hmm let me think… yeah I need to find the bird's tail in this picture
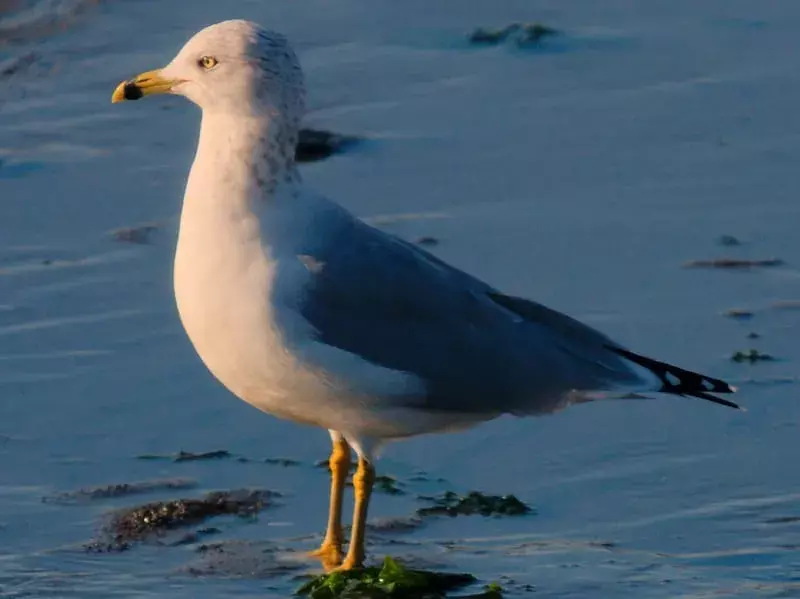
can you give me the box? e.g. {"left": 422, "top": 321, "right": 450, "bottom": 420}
{"left": 606, "top": 345, "right": 742, "bottom": 410}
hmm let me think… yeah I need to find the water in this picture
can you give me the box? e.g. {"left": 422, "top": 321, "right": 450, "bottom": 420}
{"left": 1, "top": 1, "right": 799, "bottom": 596}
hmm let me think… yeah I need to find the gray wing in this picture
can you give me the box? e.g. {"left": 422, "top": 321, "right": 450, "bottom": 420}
{"left": 296, "top": 214, "right": 643, "bottom": 415}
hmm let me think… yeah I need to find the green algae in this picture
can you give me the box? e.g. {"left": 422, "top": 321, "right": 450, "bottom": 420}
{"left": 296, "top": 556, "right": 476, "bottom": 598}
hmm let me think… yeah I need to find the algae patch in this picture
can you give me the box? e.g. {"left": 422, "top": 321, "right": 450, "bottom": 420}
{"left": 175, "top": 450, "right": 233, "bottom": 462}
{"left": 264, "top": 457, "right": 302, "bottom": 467}
{"left": 717, "top": 234, "right": 743, "bottom": 246}
{"left": 296, "top": 556, "right": 476, "bottom": 598}
{"left": 109, "top": 223, "right": 159, "bottom": 244}
{"left": 468, "top": 23, "right": 560, "bottom": 48}
{"left": 731, "top": 349, "right": 776, "bottom": 363}
{"left": 683, "top": 257, "right": 784, "bottom": 269}
{"left": 136, "top": 449, "right": 234, "bottom": 462}
{"left": 722, "top": 309, "right": 754, "bottom": 320}
{"left": 136, "top": 449, "right": 299, "bottom": 466}
{"left": 88, "top": 489, "right": 277, "bottom": 551}
{"left": 417, "top": 491, "right": 532, "bottom": 518}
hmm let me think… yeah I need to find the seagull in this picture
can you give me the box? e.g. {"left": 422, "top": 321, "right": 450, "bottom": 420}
{"left": 111, "top": 20, "right": 740, "bottom": 571}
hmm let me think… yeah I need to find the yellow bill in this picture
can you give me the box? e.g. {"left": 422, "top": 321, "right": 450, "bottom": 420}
{"left": 111, "top": 69, "right": 177, "bottom": 103}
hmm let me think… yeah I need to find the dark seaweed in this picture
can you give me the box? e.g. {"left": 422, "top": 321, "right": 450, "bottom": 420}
{"left": 264, "top": 457, "right": 301, "bottom": 467}
{"left": 684, "top": 258, "right": 784, "bottom": 269}
{"left": 723, "top": 309, "right": 754, "bottom": 319}
{"left": 417, "top": 491, "right": 532, "bottom": 518}
{"left": 87, "top": 489, "right": 277, "bottom": 551}
{"left": 109, "top": 224, "right": 159, "bottom": 244}
{"left": 468, "top": 23, "right": 560, "bottom": 48}
{"left": 136, "top": 450, "right": 233, "bottom": 462}
{"left": 175, "top": 450, "right": 233, "bottom": 462}
{"left": 137, "top": 450, "right": 300, "bottom": 465}
{"left": 515, "top": 23, "right": 561, "bottom": 48}
{"left": 717, "top": 234, "right": 743, "bottom": 246}
{"left": 731, "top": 349, "right": 776, "bottom": 363}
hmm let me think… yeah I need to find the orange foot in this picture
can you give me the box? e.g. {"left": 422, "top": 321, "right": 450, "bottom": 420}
{"left": 333, "top": 553, "right": 364, "bottom": 572}
{"left": 308, "top": 541, "right": 344, "bottom": 571}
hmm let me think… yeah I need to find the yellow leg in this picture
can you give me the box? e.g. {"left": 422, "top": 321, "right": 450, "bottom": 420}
{"left": 309, "top": 433, "right": 351, "bottom": 570}
{"left": 338, "top": 456, "right": 375, "bottom": 571}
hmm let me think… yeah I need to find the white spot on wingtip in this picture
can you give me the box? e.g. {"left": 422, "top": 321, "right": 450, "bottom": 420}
{"left": 298, "top": 254, "right": 325, "bottom": 273}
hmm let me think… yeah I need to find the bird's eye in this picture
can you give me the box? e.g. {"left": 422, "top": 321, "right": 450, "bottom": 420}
{"left": 198, "top": 56, "right": 218, "bottom": 70}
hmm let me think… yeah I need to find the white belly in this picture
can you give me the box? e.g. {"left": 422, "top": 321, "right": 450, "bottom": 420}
{"left": 172, "top": 200, "right": 325, "bottom": 426}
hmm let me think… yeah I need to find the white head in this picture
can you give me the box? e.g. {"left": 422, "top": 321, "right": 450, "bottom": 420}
{"left": 112, "top": 20, "right": 305, "bottom": 127}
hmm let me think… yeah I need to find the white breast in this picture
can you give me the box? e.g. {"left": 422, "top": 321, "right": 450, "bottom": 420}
{"left": 174, "top": 193, "right": 285, "bottom": 398}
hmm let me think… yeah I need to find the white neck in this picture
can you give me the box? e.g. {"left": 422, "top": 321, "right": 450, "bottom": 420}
{"left": 186, "top": 112, "right": 300, "bottom": 209}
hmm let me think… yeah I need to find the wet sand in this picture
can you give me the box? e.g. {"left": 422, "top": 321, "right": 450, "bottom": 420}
{"left": 1, "top": 1, "right": 799, "bottom": 597}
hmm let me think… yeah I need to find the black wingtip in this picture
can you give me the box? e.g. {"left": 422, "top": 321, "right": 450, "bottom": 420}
{"left": 688, "top": 390, "right": 745, "bottom": 411}
{"left": 606, "top": 346, "right": 742, "bottom": 410}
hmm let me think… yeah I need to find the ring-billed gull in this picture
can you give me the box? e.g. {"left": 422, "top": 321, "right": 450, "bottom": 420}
{"left": 111, "top": 20, "right": 740, "bottom": 571}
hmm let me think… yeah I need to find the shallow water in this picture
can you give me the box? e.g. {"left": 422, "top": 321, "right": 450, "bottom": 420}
{"left": 1, "top": 1, "right": 799, "bottom": 597}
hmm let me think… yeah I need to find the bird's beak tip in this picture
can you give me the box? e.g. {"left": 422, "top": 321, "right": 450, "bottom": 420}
{"left": 111, "top": 69, "right": 171, "bottom": 104}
